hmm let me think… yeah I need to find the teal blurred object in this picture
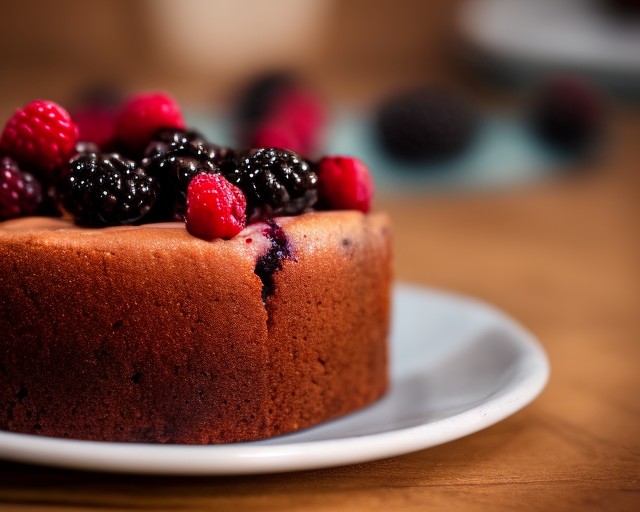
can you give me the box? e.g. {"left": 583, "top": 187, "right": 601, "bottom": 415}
{"left": 185, "top": 109, "right": 570, "bottom": 193}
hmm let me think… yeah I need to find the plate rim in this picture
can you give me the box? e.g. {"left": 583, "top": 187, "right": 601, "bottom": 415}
{"left": 0, "top": 283, "right": 549, "bottom": 475}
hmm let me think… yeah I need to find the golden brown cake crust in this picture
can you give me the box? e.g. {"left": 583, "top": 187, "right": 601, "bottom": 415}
{"left": 0, "top": 211, "right": 391, "bottom": 444}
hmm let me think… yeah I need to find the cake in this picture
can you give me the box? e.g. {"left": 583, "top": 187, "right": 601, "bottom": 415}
{"left": 0, "top": 93, "right": 392, "bottom": 444}
{"left": 0, "top": 211, "right": 391, "bottom": 443}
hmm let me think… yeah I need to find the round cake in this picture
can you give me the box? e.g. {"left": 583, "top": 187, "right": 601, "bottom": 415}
{"left": 0, "top": 211, "right": 391, "bottom": 444}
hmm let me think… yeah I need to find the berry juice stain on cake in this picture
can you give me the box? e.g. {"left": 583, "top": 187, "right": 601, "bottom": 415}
{"left": 255, "top": 219, "right": 293, "bottom": 305}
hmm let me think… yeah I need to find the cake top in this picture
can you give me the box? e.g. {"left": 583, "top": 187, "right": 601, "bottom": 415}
{"left": 0, "top": 93, "right": 376, "bottom": 241}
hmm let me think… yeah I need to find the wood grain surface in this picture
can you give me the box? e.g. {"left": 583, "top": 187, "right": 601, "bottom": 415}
{"left": 0, "top": 111, "right": 638, "bottom": 511}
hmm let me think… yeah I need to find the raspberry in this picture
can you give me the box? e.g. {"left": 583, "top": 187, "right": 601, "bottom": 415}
{"left": 531, "top": 76, "right": 604, "bottom": 151}
{"left": 250, "top": 122, "right": 303, "bottom": 154}
{"left": 61, "top": 152, "right": 157, "bottom": 226}
{"left": 114, "top": 92, "right": 185, "bottom": 153}
{"left": 250, "top": 91, "right": 325, "bottom": 156}
{"left": 316, "top": 156, "right": 374, "bottom": 213}
{"left": 0, "top": 157, "right": 43, "bottom": 220}
{"left": 185, "top": 173, "right": 247, "bottom": 240}
{"left": 376, "top": 87, "right": 477, "bottom": 161}
{"left": 223, "top": 148, "right": 317, "bottom": 217}
{"left": 271, "top": 90, "right": 325, "bottom": 152}
{"left": 0, "top": 100, "right": 79, "bottom": 177}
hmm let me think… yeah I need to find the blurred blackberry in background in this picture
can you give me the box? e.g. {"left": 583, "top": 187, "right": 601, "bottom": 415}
{"left": 236, "top": 71, "right": 296, "bottom": 126}
{"left": 141, "top": 129, "right": 234, "bottom": 221}
{"left": 376, "top": 87, "right": 478, "bottom": 162}
{"left": 62, "top": 152, "right": 157, "bottom": 226}
{"left": 531, "top": 76, "right": 604, "bottom": 152}
{"left": 224, "top": 148, "right": 317, "bottom": 217}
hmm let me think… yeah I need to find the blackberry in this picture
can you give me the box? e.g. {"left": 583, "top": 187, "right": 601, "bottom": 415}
{"left": 143, "top": 129, "right": 232, "bottom": 190}
{"left": 376, "top": 87, "right": 478, "bottom": 161}
{"left": 531, "top": 76, "right": 603, "bottom": 152}
{"left": 0, "top": 157, "right": 43, "bottom": 220}
{"left": 139, "top": 129, "right": 233, "bottom": 221}
{"left": 62, "top": 152, "right": 157, "bottom": 226}
{"left": 224, "top": 148, "right": 317, "bottom": 217}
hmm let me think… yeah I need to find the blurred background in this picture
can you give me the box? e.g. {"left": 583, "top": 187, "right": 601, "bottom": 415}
{"left": 0, "top": 0, "right": 638, "bottom": 315}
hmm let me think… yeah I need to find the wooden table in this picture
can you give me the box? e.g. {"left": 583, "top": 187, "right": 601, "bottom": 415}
{"left": 1, "top": 110, "right": 638, "bottom": 511}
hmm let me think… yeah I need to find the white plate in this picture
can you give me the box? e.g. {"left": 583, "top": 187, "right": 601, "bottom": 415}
{"left": 0, "top": 284, "right": 549, "bottom": 475}
{"left": 460, "top": 0, "right": 640, "bottom": 88}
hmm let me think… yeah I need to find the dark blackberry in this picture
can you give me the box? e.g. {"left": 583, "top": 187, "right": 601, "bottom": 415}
{"left": 376, "top": 87, "right": 478, "bottom": 161}
{"left": 62, "top": 152, "right": 157, "bottom": 226}
{"left": 531, "top": 76, "right": 604, "bottom": 152}
{"left": 145, "top": 129, "right": 233, "bottom": 188}
{"left": 0, "top": 157, "right": 43, "bottom": 220}
{"left": 140, "top": 129, "right": 234, "bottom": 221}
{"left": 224, "top": 148, "right": 317, "bottom": 217}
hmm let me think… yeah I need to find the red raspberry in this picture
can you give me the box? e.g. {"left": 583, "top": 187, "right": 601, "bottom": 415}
{"left": 0, "top": 157, "right": 43, "bottom": 220}
{"left": 316, "top": 156, "right": 374, "bottom": 213}
{"left": 0, "top": 100, "right": 79, "bottom": 176}
{"left": 261, "top": 90, "right": 325, "bottom": 155}
{"left": 114, "top": 92, "right": 185, "bottom": 153}
{"left": 186, "top": 173, "right": 247, "bottom": 240}
{"left": 251, "top": 122, "right": 304, "bottom": 154}
{"left": 73, "top": 108, "right": 117, "bottom": 150}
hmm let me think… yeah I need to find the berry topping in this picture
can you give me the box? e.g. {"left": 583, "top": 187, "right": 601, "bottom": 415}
{"left": 185, "top": 173, "right": 247, "bottom": 240}
{"left": 376, "top": 87, "right": 477, "bottom": 161}
{"left": 316, "top": 156, "right": 374, "bottom": 213}
{"left": 0, "top": 100, "right": 79, "bottom": 176}
{"left": 0, "top": 157, "right": 43, "bottom": 220}
{"left": 114, "top": 92, "right": 185, "bottom": 153}
{"left": 224, "top": 148, "right": 317, "bottom": 217}
{"left": 141, "top": 128, "right": 233, "bottom": 221}
{"left": 531, "top": 76, "right": 604, "bottom": 152}
{"left": 143, "top": 128, "right": 231, "bottom": 195}
{"left": 61, "top": 152, "right": 157, "bottom": 226}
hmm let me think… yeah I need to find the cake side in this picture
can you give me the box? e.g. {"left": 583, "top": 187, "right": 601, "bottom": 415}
{"left": 0, "top": 211, "right": 391, "bottom": 443}
{"left": 267, "top": 211, "right": 392, "bottom": 435}
{"left": 0, "top": 219, "right": 272, "bottom": 443}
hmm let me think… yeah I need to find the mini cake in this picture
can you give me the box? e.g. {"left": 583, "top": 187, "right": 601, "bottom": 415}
{"left": 0, "top": 93, "right": 391, "bottom": 444}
